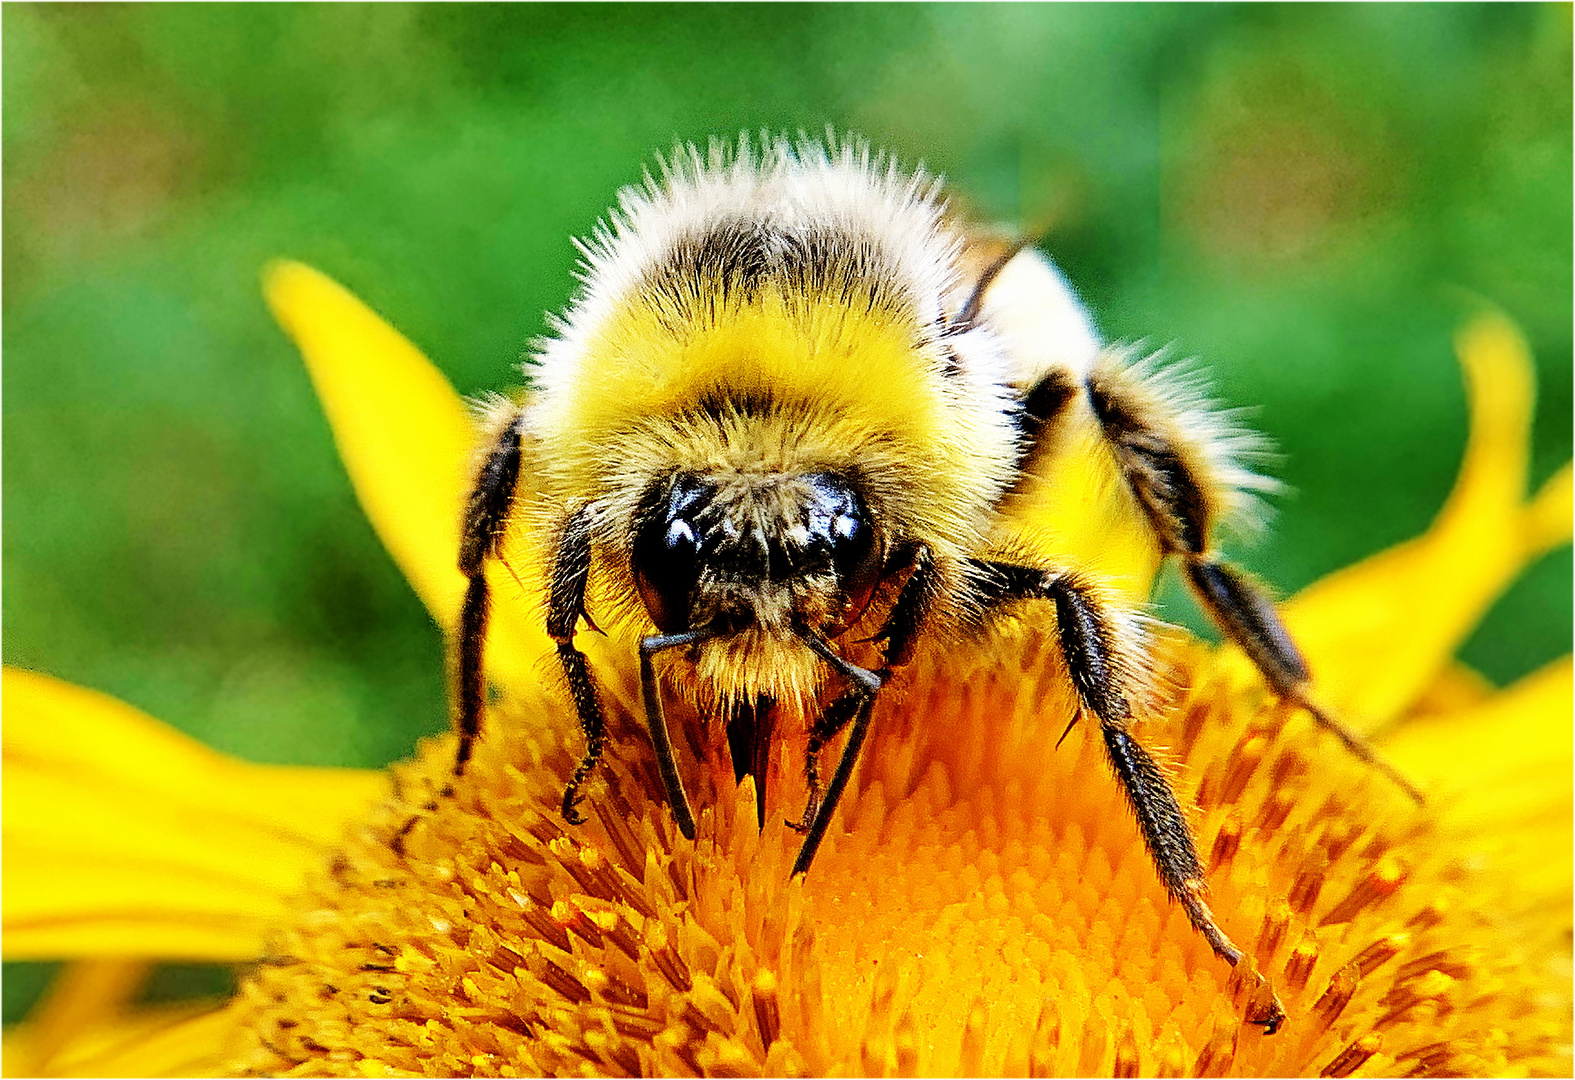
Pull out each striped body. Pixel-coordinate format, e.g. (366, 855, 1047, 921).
(509, 140, 1263, 710)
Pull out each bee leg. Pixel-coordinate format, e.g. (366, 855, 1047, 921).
(1184, 559, 1425, 803)
(787, 689, 866, 834)
(791, 634, 885, 875)
(789, 545, 941, 855)
(973, 563, 1277, 1000)
(871, 542, 942, 671)
(548, 504, 613, 827)
(454, 412, 528, 777)
(1083, 371, 1423, 804)
(946, 237, 1033, 334)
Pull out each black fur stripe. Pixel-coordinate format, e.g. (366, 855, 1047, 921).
(1086, 379, 1209, 555)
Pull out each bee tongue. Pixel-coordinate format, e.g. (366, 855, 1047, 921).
(724, 696, 777, 828)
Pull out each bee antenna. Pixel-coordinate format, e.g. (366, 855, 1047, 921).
(949, 235, 1034, 334)
(638, 624, 724, 842)
(795, 628, 883, 694)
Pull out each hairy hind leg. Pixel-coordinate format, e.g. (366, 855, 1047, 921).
(1066, 359, 1422, 803)
(409, 405, 528, 853)
(547, 504, 614, 826)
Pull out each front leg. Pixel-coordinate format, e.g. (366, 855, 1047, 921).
(789, 632, 884, 876)
(454, 411, 527, 776)
(973, 558, 1284, 1032)
(789, 545, 942, 873)
(787, 687, 870, 836)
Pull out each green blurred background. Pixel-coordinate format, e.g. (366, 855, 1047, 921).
(4, 3, 1570, 1022)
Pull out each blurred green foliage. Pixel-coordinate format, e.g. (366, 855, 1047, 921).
(3, 3, 1570, 1020)
(6, 0, 1571, 761)
(6, 0, 1571, 760)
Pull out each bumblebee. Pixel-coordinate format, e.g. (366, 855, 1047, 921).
(453, 137, 1418, 1008)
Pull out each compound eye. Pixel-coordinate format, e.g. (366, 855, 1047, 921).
(806, 474, 883, 631)
(831, 507, 881, 626)
(632, 478, 708, 633)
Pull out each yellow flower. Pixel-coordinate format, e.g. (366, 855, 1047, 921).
(4, 263, 1569, 1077)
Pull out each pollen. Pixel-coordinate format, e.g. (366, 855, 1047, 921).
(225, 629, 1569, 1077)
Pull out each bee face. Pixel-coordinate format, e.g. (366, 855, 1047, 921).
(630, 468, 883, 639)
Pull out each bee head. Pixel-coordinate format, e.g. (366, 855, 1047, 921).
(630, 470, 884, 638)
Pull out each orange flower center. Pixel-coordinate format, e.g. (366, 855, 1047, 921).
(226, 629, 1567, 1077)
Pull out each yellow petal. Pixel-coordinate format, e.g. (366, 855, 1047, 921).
(1384, 656, 1572, 788)
(262, 260, 551, 690)
(1283, 312, 1565, 729)
(1, 960, 149, 1078)
(262, 260, 476, 628)
(1404, 661, 1496, 717)
(1390, 657, 1573, 947)
(1525, 459, 1574, 557)
(4, 1000, 238, 1079)
(3, 668, 387, 960)
(1385, 657, 1572, 883)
